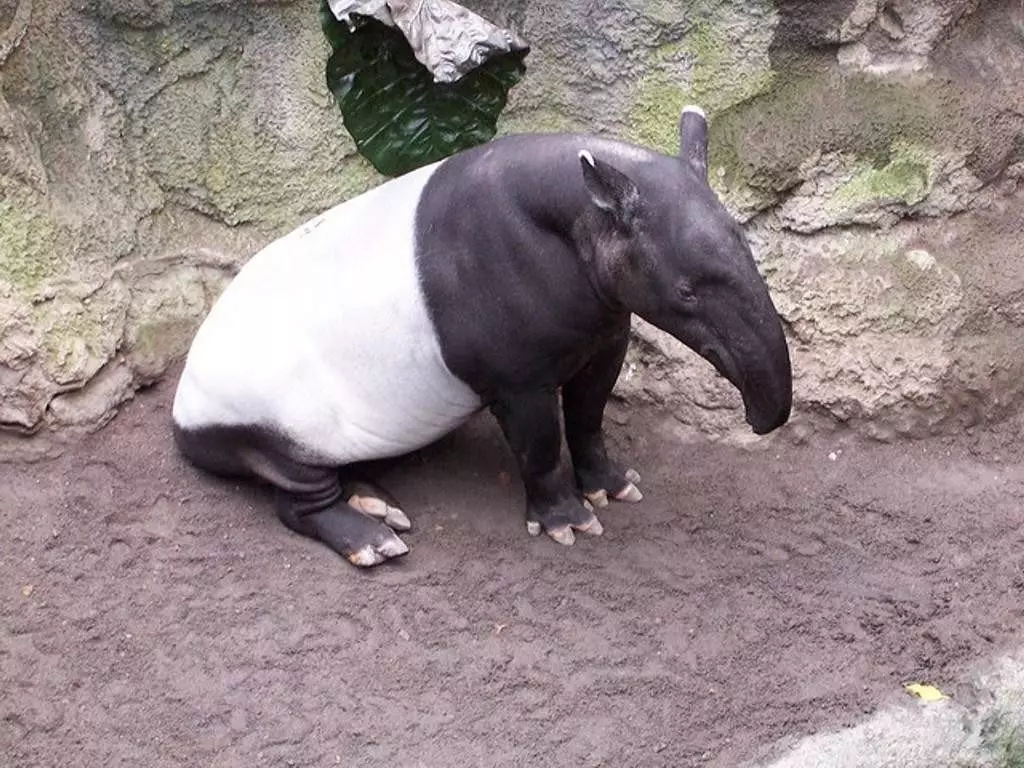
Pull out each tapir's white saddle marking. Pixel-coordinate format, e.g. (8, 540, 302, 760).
(172, 161, 483, 464)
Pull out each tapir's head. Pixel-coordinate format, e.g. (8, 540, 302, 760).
(576, 105, 792, 435)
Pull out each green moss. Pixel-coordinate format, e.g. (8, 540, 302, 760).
(972, 710, 1024, 768)
(204, 159, 229, 196)
(37, 303, 116, 385)
(629, 68, 688, 154)
(0, 187, 64, 293)
(199, 114, 383, 227)
(202, 118, 263, 215)
(132, 319, 171, 358)
(706, 65, 951, 194)
(688, 24, 776, 112)
(497, 107, 583, 136)
(628, 14, 776, 155)
(635, 0, 691, 24)
(835, 143, 933, 208)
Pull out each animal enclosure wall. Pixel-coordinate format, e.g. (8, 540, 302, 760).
(0, 0, 1022, 458)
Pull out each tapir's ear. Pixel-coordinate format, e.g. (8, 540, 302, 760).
(679, 104, 708, 182)
(578, 149, 641, 229)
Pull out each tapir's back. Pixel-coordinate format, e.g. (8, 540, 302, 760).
(171, 160, 482, 465)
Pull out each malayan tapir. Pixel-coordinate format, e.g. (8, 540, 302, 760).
(171, 105, 793, 568)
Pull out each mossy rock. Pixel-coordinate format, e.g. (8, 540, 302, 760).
(497, 107, 584, 136)
(628, 7, 777, 155)
(35, 284, 129, 387)
(705, 64, 959, 196)
(834, 144, 933, 209)
(0, 185, 67, 295)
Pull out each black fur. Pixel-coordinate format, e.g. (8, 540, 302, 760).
(172, 108, 792, 565)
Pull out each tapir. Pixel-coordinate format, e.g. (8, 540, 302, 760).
(171, 104, 793, 567)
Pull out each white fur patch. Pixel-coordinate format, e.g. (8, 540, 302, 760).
(578, 149, 596, 166)
(682, 104, 707, 120)
(172, 161, 483, 464)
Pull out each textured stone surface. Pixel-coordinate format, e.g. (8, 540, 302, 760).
(611, 0, 1024, 443)
(749, 647, 1024, 768)
(0, 0, 381, 456)
(0, 0, 1023, 458)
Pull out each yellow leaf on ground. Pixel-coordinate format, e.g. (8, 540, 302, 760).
(904, 683, 950, 701)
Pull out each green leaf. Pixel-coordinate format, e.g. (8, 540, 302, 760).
(320, 2, 528, 177)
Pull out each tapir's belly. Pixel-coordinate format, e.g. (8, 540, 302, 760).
(171, 161, 483, 465)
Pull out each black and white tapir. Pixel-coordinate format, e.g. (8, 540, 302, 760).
(171, 105, 793, 567)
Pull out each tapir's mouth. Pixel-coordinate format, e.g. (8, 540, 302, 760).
(746, 403, 778, 435)
(662, 313, 792, 435)
(701, 344, 790, 435)
(742, 377, 792, 435)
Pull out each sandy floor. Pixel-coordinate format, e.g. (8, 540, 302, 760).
(3, 375, 1024, 767)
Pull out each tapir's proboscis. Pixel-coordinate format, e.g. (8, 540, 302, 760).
(171, 105, 793, 567)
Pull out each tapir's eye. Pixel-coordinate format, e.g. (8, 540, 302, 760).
(674, 279, 697, 309)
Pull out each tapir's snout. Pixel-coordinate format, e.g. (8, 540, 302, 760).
(693, 301, 792, 436)
(655, 299, 792, 436)
(737, 316, 793, 436)
(745, 380, 792, 435)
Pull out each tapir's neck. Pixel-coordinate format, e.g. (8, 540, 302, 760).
(420, 132, 666, 295)
(474, 133, 664, 233)
(413, 134, 663, 390)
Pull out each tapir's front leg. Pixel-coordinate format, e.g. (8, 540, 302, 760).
(490, 392, 604, 546)
(562, 323, 643, 509)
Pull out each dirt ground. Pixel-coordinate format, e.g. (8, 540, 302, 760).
(3, 372, 1024, 768)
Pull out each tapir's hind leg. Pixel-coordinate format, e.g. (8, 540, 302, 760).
(561, 325, 643, 509)
(173, 424, 409, 567)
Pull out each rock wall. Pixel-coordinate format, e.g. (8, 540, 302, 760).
(0, 0, 1022, 458)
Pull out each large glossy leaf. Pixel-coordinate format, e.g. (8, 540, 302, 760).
(320, 2, 528, 177)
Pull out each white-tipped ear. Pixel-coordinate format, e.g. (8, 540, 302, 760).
(578, 149, 641, 226)
(679, 104, 709, 181)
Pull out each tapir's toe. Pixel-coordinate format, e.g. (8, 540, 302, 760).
(348, 545, 386, 567)
(346, 533, 410, 567)
(579, 467, 644, 507)
(615, 482, 643, 503)
(277, 495, 411, 568)
(574, 514, 604, 536)
(348, 494, 412, 531)
(345, 482, 412, 532)
(527, 497, 605, 546)
(547, 525, 576, 546)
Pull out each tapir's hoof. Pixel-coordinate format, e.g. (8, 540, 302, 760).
(615, 483, 643, 503)
(347, 535, 410, 567)
(526, 498, 604, 546)
(347, 493, 412, 531)
(547, 513, 603, 544)
(547, 525, 576, 546)
(580, 467, 643, 507)
(276, 497, 411, 568)
(575, 514, 604, 536)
